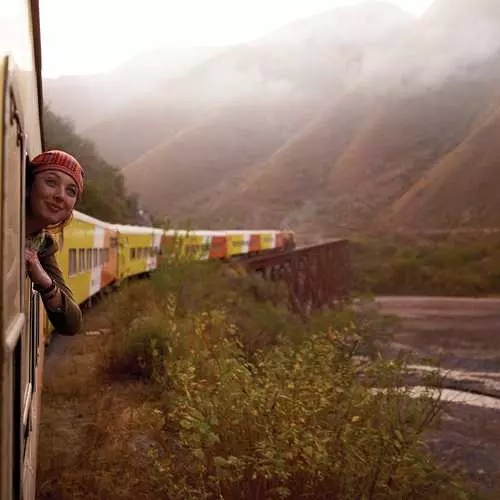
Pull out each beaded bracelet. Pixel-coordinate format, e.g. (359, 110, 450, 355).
(35, 280, 56, 296)
(43, 287, 59, 300)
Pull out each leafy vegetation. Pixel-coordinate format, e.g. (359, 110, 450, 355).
(351, 231, 500, 296)
(43, 106, 142, 223)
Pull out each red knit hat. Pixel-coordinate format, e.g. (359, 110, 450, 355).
(31, 150, 84, 197)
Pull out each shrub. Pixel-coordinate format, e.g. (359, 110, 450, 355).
(351, 232, 500, 296)
(99, 258, 468, 499)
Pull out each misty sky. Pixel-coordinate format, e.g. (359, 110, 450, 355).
(40, 0, 435, 77)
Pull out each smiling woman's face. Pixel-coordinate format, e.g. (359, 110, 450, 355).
(28, 170, 78, 227)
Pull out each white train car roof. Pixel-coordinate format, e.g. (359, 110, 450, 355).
(114, 223, 162, 235)
(164, 229, 226, 237)
(164, 229, 286, 237)
(224, 230, 281, 235)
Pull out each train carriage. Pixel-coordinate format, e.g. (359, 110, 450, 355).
(115, 225, 161, 280)
(163, 229, 215, 261)
(56, 211, 118, 305)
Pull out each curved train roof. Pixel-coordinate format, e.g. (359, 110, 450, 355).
(72, 212, 292, 237)
(114, 224, 163, 235)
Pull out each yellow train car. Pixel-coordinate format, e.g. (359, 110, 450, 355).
(161, 229, 296, 261)
(225, 230, 294, 257)
(115, 225, 162, 280)
(55, 211, 118, 305)
(163, 229, 214, 260)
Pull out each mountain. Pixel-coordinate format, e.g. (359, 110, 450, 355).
(116, 3, 411, 215)
(83, 3, 410, 167)
(47, 0, 500, 237)
(186, 0, 500, 235)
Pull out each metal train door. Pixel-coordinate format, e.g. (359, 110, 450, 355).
(0, 58, 41, 500)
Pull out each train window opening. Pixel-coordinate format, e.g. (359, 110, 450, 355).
(78, 249, 85, 273)
(130, 248, 135, 260)
(86, 248, 92, 271)
(92, 248, 98, 267)
(68, 249, 77, 276)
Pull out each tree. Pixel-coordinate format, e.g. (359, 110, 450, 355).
(43, 107, 140, 223)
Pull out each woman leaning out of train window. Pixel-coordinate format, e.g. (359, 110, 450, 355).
(24, 150, 84, 335)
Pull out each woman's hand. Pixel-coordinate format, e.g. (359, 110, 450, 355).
(25, 248, 52, 288)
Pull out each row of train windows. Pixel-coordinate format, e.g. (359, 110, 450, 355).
(130, 247, 157, 260)
(68, 248, 110, 277)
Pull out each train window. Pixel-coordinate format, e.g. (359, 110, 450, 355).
(4, 113, 23, 330)
(86, 248, 92, 271)
(105, 248, 110, 263)
(92, 248, 98, 267)
(100, 248, 105, 265)
(68, 249, 77, 276)
(78, 249, 85, 273)
(130, 248, 135, 260)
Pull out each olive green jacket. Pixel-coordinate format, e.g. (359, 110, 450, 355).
(36, 232, 82, 335)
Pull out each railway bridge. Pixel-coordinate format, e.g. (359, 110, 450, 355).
(241, 239, 351, 320)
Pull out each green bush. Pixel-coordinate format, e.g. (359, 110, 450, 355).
(351, 232, 500, 296)
(100, 258, 468, 499)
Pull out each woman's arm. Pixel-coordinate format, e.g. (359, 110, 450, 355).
(25, 247, 83, 335)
